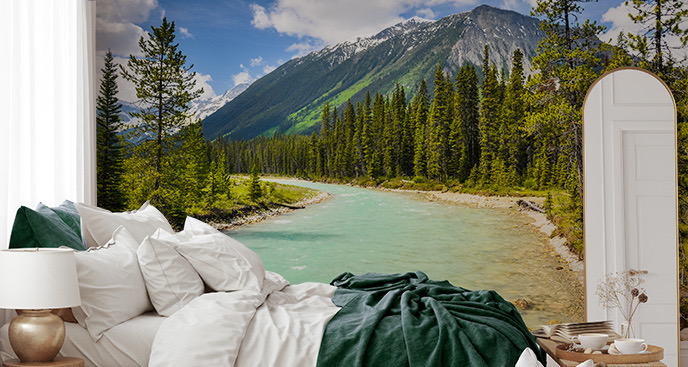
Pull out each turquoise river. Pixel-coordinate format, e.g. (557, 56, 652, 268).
(225, 180, 583, 327)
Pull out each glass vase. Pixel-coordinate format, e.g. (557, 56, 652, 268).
(620, 321, 636, 339)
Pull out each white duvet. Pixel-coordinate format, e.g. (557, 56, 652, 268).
(148, 271, 341, 367)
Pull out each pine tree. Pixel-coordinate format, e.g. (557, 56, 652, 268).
(369, 94, 386, 177)
(382, 96, 395, 177)
(361, 93, 373, 177)
(455, 64, 480, 181)
(353, 101, 365, 177)
(96, 50, 126, 211)
(625, 0, 688, 74)
(479, 46, 502, 184)
(174, 122, 210, 211)
(204, 144, 231, 208)
(500, 49, 526, 182)
(342, 100, 356, 177)
(248, 164, 262, 202)
(529, 0, 606, 196)
(308, 132, 318, 176)
(332, 111, 345, 177)
(544, 192, 553, 220)
(412, 80, 429, 178)
(605, 33, 635, 72)
(426, 64, 450, 181)
(121, 17, 203, 208)
(319, 102, 332, 177)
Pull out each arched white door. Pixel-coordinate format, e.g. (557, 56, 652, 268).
(583, 67, 679, 365)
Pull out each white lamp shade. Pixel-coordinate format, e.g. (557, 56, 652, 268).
(0, 248, 81, 309)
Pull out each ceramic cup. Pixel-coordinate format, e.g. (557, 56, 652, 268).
(613, 338, 648, 354)
(571, 333, 608, 350)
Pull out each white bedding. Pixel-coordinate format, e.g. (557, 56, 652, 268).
(0, 312, 164, 367)
(0, 270, 563, 367)
(0, 296, 563, 367)
(149, 271, 340, 367)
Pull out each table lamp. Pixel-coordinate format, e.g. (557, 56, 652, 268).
(0, 248, 81, 362)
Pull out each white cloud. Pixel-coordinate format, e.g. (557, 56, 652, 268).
(263, 64, 277, 74)
(251, 4, 272, 29)
(416, 8, 435, 19)
(193, 73, 217, 99)
(250, 56, 264, 67)
(93, 55, 137, 102)
(286, 41, 324, 57)
(601, 2, 688, 61)
(500, 0, 520, 11)
(524, 0, 538, 8)
(232, 64, 254, 86)
(96, 0, 219, 103)
(250, 0, 475, 47)
(96, 0, 158, 58)
(600, 2, 643, 45)
(179, 27, 194, 39)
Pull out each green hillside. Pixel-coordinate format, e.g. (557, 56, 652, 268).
(202, 5, 543, 140)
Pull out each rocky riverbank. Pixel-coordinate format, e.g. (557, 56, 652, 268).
(204, 191, 331, 230)
(422, 191, 584, 286)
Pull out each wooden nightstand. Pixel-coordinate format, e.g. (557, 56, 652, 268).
(2, 357, 84, 367)
(537, 338, 666, 366)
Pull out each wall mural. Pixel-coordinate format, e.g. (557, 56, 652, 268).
(96, 0, 688, 332)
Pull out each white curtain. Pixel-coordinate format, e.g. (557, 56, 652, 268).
(0, 0, 95, 323)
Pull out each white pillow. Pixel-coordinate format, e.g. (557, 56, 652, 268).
(174, 231, 265, 292)
(76, 201, 174, 248)
(173, 217, 265, 292)
(515, 348, 546, 367)
(137, 229, 204, 316)
(183, 216, 220, 235)
(71, 226, 152, 341)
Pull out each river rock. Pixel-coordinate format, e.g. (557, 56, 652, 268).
(681, 327, 688, 340)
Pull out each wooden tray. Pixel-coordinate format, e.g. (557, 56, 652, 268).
(555, 344, 663, 363)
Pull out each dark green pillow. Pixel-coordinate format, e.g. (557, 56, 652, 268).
(9, 201, 86, 251)
(38, 200, 82, 238)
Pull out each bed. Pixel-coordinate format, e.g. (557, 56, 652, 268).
(0, 201, 567, 367)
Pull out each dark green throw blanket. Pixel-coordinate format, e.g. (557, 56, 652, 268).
(316, 271, 545, 367)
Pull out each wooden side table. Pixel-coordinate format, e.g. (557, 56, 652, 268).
(2, 357, 84, 367)
(536, 338, 666, 367)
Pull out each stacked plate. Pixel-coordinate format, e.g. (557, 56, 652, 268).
(532, 321, 619, 342)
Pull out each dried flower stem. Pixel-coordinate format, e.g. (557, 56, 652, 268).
(595, 270, 648, 338)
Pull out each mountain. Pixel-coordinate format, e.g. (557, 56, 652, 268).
(202, 5, 544, 141)
(118, 100, 140, 128)
(117, 82, 249, 128)
(188, 83, 250, 122)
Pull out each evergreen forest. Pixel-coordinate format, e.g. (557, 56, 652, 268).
(96, 0, 688, 326)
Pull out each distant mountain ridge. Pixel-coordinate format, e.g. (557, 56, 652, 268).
(202, 5, 544, 141)
(118, 82, 249, 128)
(188, 83, 250, 122)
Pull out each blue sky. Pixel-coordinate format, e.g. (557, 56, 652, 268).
(96, 0, 647, 102)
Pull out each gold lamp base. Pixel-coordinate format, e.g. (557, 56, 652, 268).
(9, 310, 66, 362)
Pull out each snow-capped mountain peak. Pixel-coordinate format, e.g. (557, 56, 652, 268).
(187, 82, 250, 122)
(116, 82, 250, 129)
